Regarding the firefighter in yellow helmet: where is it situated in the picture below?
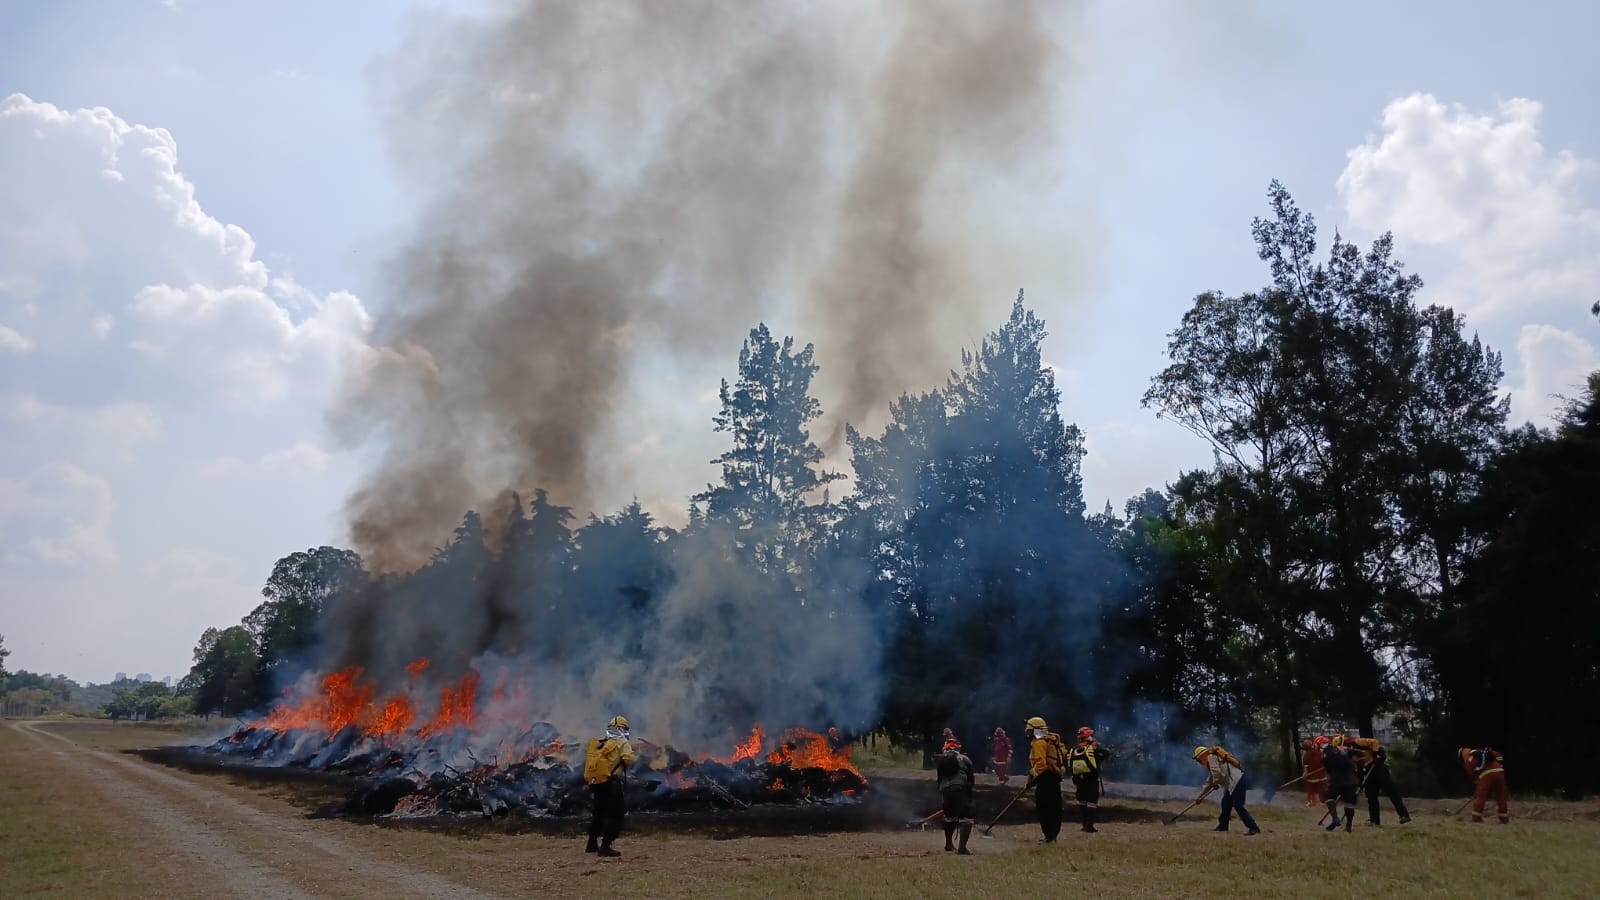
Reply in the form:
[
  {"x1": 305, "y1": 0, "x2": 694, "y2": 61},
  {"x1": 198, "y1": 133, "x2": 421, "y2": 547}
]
[
  {"x1": 1192, "y1": 745, "x2": 1260, "y2": 835},
  {"x1": 583, "y1": 715, "x2": 637, "y2": 857},
  {"x1": 1024, "y1": 716, "x2": 1068, "y2": 842}
]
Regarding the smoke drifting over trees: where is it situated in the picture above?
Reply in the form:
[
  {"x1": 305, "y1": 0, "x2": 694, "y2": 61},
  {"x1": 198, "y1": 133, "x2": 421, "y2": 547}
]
[
  {"x1": 336, "y1": 0, "x2": 1080, "y2": 572},
  {"x1": 164, "y1": 2, "x2": 1600, "y2": 796}
]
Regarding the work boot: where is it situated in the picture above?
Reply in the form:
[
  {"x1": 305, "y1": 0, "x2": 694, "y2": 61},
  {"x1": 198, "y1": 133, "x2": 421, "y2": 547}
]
[
  {"x1": 1081, "y1": 807, "x2": 1097, "y2": 833},
  {"x1": 597, "y1": 843, "x2": 621, "y2": 858},
  {"x1": 1343, "y1": 811, "x2": 1354, "y2": 833},
  {"x1": 943, "y1": 822, "x2": 956, "y2": 851},
  {"x1": 1398, "y1": 815, "x2": 1411, "y2": 825},
  {"x1": 1325, "y1": 802, "x2": 1340, "y2": 831},
  {"x1": 958, "y1": 823, "x2": 972, "y2": 853},
  {"x1": 585, "y1": 838, "x2": 598, "y2": 853}
]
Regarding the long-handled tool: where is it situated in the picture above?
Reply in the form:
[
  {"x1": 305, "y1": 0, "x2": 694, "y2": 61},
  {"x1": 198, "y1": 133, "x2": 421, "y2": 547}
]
[
  {"x1": 1278, "y1": 773, "x2": 1307, "y2": 791},
  {"x1": 1164, "y1": 786, "x2": 1217, "y2": 825},
  {"x1": 905, "y1": 809, "x2": 943, "y2": 830},
  {"x1": 979, "y1": 782, "x2": 1032, "y2": 838},
  {"x1": 1448, "y1": 796, "x2": 1474, "y2": 816}
]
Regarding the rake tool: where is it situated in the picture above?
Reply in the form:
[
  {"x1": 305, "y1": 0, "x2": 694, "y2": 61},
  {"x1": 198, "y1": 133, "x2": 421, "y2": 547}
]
[
  {"x1": 979, "y1": 782, "x2": 1032, "y2": 838},
  {"x1": 1164, "y1": 786, "x2": 1217, "y2": 825},
  {"x1": 905, "y1": 809, "x2": 943, "y2": 830}
]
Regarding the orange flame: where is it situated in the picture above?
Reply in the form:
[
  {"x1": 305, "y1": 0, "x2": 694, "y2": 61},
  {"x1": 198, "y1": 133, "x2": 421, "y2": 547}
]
[
  {"x1": 728, "y1": 726, "x2": 764, "y2": 763},
  {"x1": 416, "y1": 670, "x2": 480, "y2": 738},
  {"x1": 765, "y1": 728, "x2": 860, "y2": 778}
]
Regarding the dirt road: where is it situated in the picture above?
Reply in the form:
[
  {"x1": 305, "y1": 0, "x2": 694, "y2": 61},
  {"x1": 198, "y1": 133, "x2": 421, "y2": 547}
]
[{"x1": 12, "y1": 720, "x2": 492, "y2": 900}]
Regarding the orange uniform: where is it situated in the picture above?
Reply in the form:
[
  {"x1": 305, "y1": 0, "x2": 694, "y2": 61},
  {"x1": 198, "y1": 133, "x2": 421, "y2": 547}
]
[
  {"x1": 1302, "y1": 743, "x2": 1328, "y2": 808},
  {"x1": 1460, "y1": 747, "x2": 1509, "y2": 824}
]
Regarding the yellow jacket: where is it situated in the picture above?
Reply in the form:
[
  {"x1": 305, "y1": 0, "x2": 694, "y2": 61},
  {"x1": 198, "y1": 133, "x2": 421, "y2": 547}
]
[
  {"x1": 1348, "y1": 737, "x2": 1382, "y2": 767},
  {"x1": 1029, "y1": 733, "x2": 1068, "y2": 778}
]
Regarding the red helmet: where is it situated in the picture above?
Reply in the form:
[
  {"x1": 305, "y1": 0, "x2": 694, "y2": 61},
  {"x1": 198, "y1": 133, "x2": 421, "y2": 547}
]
[
  {"x1": 1077, "y1": 726, "x2": 1094, "y2": 740},
  {"x1": 1313, "y1": 735, "x2": 1332, "y2": 748},
  {"x1": 942, "y1": 739, "x2": 961, "y2": 752}
]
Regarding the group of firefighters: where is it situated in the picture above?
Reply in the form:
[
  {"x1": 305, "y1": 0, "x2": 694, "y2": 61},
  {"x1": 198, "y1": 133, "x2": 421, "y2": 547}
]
[
  {"x1": 578, "y1": 713, "x2": 1511, "y2": 859},
  {"x1": 936, "y1": 720, "x2": 1514, "y2": 848}
]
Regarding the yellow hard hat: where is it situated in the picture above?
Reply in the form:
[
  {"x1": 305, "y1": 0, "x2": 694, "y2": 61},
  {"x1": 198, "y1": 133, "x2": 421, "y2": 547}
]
[
  {"x1": 1026, "y1": 716, "x2": 1047, "y2": 730},
  {"x1": 608, "y1": 715, "x2": 629, "y2": 730},
  {"x1": 1193, "y1": 745, "x2": 1209, "y2": 760}
]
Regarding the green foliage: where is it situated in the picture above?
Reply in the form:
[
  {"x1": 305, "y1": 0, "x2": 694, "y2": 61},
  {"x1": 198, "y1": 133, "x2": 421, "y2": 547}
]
[
  {"x1": 1, "y1": 670, "x2": 76, "y2": 716},
  {"x1": 102, "y1": 681, "x2": 175, "y2": 721},
  {"x1": 186, "y1": 626, "x2": 261, "y2": 717},
  {"x1": 695, "y1": 323, "x2": 842, "y2": 571},
  {"x1": 846, "y1": 291, "x2": 1103, "y2": 764},
  {"x1": 246, "y1": 546, "x2": 366, "y2": 685},
  {"x1": 1426, "y1": 374, "x2": 1600, "y2": 797},
  {"x1": 1142, "y1": 181, "x2": 1509, "y2": 778}
]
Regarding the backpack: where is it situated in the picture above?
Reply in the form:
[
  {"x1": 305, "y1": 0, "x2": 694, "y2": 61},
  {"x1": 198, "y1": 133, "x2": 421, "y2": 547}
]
[
  {"x1": 584, "y1": 737, "x2": 625, "y2": 785},
  {"x1": 1069, "y1": 744, "x2": 1099, "y2": 777},
  {"x1": 1043, "y1": 733, "x2": 1069, "y2": 775}
]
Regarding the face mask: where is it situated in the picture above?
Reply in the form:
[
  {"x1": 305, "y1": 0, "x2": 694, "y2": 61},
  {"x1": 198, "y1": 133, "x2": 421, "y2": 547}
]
[{"x1": 1033, "y1": 729, "x2": 1045, "y2": 739}]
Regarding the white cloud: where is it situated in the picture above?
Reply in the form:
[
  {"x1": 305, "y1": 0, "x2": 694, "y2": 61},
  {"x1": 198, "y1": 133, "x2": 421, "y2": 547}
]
[
  {"x1": 200, "y1": 441, "x2": 333, "y2": 480},
  {"x1": 0, "y1": 93, "x2": 372, "y2": 408},
  {"x1": 0, "y1": 323, "x2": 31, "y2": 351},
  {"x1": 0, "y1": 94, "x2": 371, "y2": 680},
  {"x1": 0, "y1": 393, "x2": 164, "y2": 449},
  {"x1": 1510, "y1": 325, "x2": 1600, "y2": 426},
  {"x1": 1337, "y1": 93, "x2": 1600, "y2": 320},
  {"x1": 0, "y1": 463, "x2": 117, "y2": 565}
]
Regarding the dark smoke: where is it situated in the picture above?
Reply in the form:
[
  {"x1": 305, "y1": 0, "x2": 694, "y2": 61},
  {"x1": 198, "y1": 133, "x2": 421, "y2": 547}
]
[{"x1": 336, "y1": 0, "x2": 1079, "y2": 571}]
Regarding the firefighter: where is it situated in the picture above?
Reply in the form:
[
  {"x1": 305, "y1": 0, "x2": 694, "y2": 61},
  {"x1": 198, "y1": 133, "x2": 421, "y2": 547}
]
[
  {"x1": 1193, "y1": 745, "x2": 1261, "y2": 835},
  {"x1": 991, "y1": 727, "x2": 1013, "y2": 786},
  {"x1": 583, "y1": 715, "x2": 637, "y2": 857},
  {"x1": 1301, "y1": 737, "x2": 1328, "y2": 808},
  {"x1": 1460, "y1": 746, "x2": 1510, "y2": 824},
  {"x1": 1318, "y1": 735, "x2": 1358, "y2": 832},
  {"x1": 936, "y1": 735, "x2": 977, "y2": 854},
  {"x1": 1345, "y1": 733, "x2": 1411, "y2": 826},
  {"x1": 1067, "y1": 726, "x2": 1111, "y2": 833},
  {"x1": 1024, "y1": 716, "x2": 1068, "y2": 843}
]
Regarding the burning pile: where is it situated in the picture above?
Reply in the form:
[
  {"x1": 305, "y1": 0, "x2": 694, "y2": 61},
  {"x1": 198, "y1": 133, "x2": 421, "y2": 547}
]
[{"x1": 202, "y1": 660, "x2": 867, "y2": 819}]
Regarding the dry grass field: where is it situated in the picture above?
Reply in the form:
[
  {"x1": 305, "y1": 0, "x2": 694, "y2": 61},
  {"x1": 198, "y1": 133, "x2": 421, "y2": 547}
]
[{"x1": 4, "y1": 718, "x2": 1597, "y2": 899}]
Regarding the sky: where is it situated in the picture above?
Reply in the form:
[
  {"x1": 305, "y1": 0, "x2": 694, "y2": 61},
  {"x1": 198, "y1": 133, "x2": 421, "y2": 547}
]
[{"x1": 1, "y1": 0, "x2": 1597, "y2": 684}]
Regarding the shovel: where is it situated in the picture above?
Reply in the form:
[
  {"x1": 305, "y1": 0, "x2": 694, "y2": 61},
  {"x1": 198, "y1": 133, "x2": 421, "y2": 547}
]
[
  {"x1": 1164, "y1": 787, "x2": 1216, "y2": 825},
  {"x1": 979, "y1": 783, "x2": 1031, "y2": 838}
]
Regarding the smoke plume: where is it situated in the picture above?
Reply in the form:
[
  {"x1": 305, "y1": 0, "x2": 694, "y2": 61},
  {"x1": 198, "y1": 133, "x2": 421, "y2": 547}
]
[{"x1": 337, "y1": 0, "x2": 1078, "y2": 570}]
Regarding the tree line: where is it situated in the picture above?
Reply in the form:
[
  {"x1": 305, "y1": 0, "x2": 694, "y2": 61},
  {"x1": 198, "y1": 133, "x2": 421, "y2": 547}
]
[{"x1": 174, "y1": 183, "x2": 1599, "y2": 797}]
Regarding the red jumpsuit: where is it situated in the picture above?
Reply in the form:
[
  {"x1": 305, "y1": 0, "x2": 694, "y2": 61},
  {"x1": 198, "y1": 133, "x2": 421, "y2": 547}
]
[
  {"x1": 1462, "y1": 748, "x2": 1509, "y2": 823},
  {"x1": 1302, "y1": 745, "x2": 1328, "y2": 808},
  {"x1": 991, "y1": 732, "x2": 1013, "y2": 785}
]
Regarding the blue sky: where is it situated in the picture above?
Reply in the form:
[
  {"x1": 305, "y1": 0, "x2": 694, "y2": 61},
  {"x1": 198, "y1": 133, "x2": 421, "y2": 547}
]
[{"x1": 2, "y1": 0, "x2": 1597, "y2": 683}]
